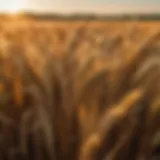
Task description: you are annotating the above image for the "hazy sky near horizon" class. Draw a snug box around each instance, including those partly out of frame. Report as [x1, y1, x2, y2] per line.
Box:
[0, 0, 160, 13]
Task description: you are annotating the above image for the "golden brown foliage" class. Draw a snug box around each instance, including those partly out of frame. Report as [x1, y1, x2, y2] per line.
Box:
[0, 19, 159, 160]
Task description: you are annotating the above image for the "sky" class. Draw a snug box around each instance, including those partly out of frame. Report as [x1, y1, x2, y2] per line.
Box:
[0, 0, 160, 14]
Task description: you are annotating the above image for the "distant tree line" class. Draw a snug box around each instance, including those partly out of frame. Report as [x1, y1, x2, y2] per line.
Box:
[0, 12, 160, 21]
[21, 13, 160, 21]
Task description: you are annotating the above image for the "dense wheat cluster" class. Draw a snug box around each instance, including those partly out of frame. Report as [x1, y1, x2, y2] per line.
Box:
[0, 18, 159, 160]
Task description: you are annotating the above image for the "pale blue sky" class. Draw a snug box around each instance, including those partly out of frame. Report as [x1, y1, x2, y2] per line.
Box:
[0, 0, 160, 13]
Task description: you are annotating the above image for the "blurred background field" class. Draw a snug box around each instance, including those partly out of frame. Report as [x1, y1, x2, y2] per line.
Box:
[0, 14, 160, 65]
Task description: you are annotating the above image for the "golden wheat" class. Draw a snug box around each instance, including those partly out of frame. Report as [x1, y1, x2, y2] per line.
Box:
[0, 18, 159, 160]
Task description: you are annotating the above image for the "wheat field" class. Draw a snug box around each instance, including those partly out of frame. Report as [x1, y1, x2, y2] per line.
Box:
[0, 17, 160, 160]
